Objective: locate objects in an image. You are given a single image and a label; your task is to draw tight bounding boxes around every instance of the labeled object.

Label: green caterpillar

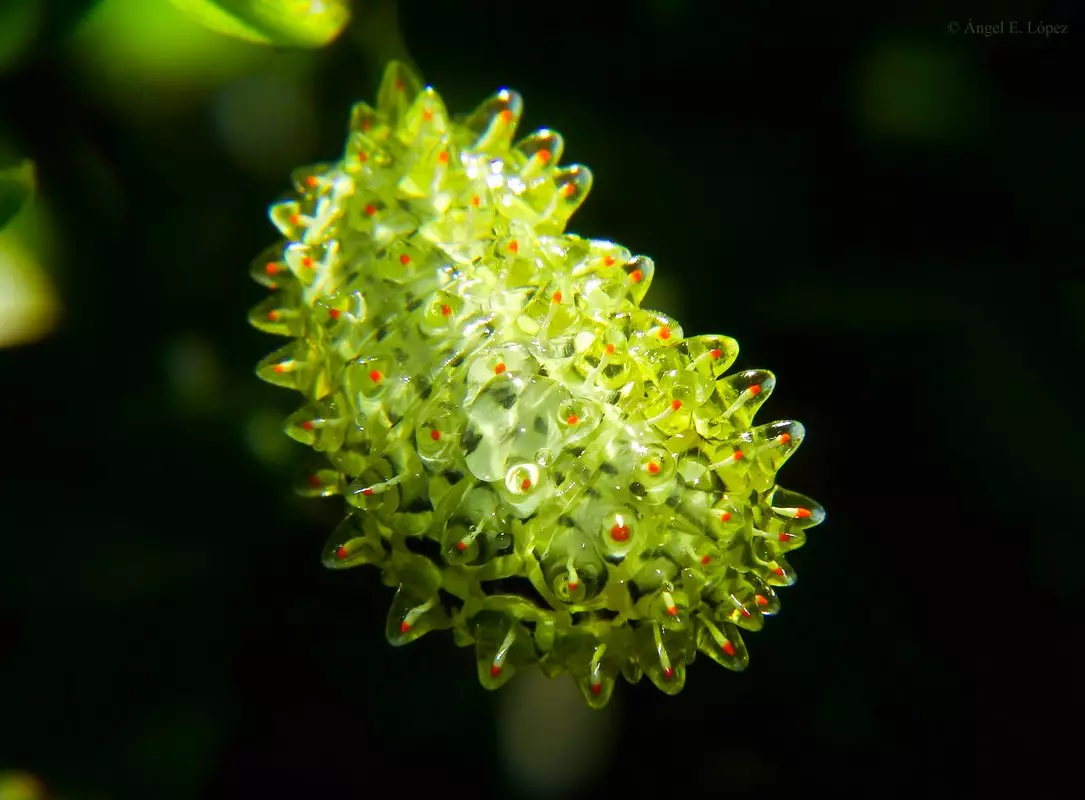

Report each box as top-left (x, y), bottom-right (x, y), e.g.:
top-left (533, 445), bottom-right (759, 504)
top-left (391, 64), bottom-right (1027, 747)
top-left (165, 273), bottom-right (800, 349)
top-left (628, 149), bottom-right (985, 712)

top-left (249, 61), bottom-right (824, 707)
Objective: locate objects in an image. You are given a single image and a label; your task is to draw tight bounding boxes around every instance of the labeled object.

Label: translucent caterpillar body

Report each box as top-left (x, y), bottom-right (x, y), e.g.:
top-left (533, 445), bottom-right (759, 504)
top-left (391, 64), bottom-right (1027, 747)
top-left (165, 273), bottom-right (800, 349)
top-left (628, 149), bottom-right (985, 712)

top-left (250, 62), bottom-right (824, 707)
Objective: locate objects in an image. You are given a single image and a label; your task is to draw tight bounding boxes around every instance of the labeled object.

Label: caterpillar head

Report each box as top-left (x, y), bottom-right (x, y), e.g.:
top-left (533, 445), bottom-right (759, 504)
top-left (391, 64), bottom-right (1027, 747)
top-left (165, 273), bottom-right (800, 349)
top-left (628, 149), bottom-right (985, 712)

top-left (250, 61), bottom-right (825, 707)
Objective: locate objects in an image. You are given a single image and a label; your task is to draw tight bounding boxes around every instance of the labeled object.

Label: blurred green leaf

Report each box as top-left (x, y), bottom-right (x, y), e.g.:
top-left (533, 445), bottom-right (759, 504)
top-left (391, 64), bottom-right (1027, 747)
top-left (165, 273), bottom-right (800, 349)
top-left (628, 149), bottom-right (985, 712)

top-left (0, 0), bottom-right (41, 75)
top-left (0, 771), bottom-right (46, 800)
top-left (1, 0), bottom-right (106, 75)
top-left (168, 0), bottom-right (351, 47)
top-left (70, 0), bottom-right (272, 112)
top-left (0, 159), bottom-right (35, 231)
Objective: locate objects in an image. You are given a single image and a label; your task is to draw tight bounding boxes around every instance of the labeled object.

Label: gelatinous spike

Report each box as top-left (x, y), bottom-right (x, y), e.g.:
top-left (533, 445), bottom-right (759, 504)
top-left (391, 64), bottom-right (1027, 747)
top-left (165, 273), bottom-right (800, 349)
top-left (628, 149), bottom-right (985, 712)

top-left (250, 242), bottom-right (290, 289)
top-left (769, 486), bottom-right (827, 528)
top-left (284, 396), bottom-right (347, 452)
top-left (515, 128), bottom-right (565, 175)
top-left (639, 622), bottom-right (688, 695)
top-left (387, 588), bottom-right (450, 645)
top-left (748, 579), bottom-right (781, 616)
top-left (248, 295), bottom-right (300, 336)
top-left (745, 419), bottom-right (806, 491)
top-left (462, 88), bottom-right (523, 151)
top-left (697, 618), bottom-right (750, 671)
top-left (321, 515), bottom-right (386, 569)
top-left (348, 101), bottom-right (388, 140)
top-left (724, 590), bottom-right (765, 631)
top-left (577, 642), bottom-right (619, 709)
top-left (269, 199), bottom-right (306, 239)
top-left (398, 87), bottom-right (450, 148)
top-left (290, 162), bottom-right (336, 195)
top-left (377, 61), bottom-right (423, 126)
top-left (680, 334), bottom-right (740, 378)
top-left (537, 165), bottom-right (592, 234)
top-left (247, 60), bottom-right (823, 710)
top-left (255, 341), bottom-right (311, 390)
top-left (716, 369), bottom-right (776, 426)
top-left (622, 255), bottom-right (655, 305)
top-left (294, 465), bottom-right (341, 498)
top-left (474, 617), bottom-right (535, 690)
top-left (766, 555), bottom-right (796, 587)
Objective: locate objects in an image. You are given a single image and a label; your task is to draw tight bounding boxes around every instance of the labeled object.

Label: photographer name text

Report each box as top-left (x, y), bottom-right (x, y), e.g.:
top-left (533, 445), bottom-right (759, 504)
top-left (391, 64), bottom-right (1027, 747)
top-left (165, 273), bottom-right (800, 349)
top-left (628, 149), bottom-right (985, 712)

top-left (947, 20), bottom-right (1068, 37)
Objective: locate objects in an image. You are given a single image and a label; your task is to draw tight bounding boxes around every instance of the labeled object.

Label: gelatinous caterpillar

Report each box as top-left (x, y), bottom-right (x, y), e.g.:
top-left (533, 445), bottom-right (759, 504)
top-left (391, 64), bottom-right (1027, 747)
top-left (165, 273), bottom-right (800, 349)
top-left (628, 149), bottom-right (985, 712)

top-left (249, 62), bottom-right (824, 707)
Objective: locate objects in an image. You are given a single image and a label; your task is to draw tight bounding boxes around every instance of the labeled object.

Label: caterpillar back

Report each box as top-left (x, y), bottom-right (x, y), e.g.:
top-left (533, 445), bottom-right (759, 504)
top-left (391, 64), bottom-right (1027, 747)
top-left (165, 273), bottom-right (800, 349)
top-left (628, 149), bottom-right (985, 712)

top-left (249, 62), bottom-right (825, 707)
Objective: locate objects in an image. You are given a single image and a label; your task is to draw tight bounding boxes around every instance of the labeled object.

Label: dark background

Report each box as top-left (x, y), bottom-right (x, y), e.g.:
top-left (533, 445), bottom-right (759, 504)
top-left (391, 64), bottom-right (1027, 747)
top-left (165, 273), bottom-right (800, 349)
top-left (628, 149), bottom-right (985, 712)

top-left (1, 0), bottom-right (1081, 797)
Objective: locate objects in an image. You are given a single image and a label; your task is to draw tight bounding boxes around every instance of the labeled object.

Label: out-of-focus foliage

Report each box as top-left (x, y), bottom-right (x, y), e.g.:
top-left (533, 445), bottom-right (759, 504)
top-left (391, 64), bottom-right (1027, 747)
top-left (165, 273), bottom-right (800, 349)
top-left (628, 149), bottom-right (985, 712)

top-left (211, 66), bottom-right (322, 179)
top-left (348, 0), bottom-right (416, 81)
top-left (169, 0), bottom-right (351, 47)
top-left (0, 771), bottom-right (46, 800)
top-left (0, 158), bottom-right (59, 349)
top-left (497, 671), bottom-right (615, 796)
top-left (69, 0), bottom-right (272, 115)
top-left (0, 231), bottom-right (60, 350)
top-left (0, 0), bottom-right (42, 74)
top-left (0, 0), bottom-right (107, 76)
top-left (0, 158), bottom-right (34, 230)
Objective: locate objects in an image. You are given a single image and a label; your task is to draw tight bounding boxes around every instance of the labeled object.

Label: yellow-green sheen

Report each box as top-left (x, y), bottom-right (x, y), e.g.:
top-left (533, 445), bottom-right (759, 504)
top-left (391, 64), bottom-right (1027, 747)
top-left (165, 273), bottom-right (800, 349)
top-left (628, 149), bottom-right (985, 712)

top-left (250, 62), bottom-right (825, 707)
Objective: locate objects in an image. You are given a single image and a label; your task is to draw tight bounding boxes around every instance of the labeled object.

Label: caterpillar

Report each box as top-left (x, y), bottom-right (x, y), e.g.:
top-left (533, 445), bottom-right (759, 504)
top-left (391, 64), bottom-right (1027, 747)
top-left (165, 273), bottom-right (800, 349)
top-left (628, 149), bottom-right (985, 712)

top-left (249, 61), bottom-right (824, 707)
